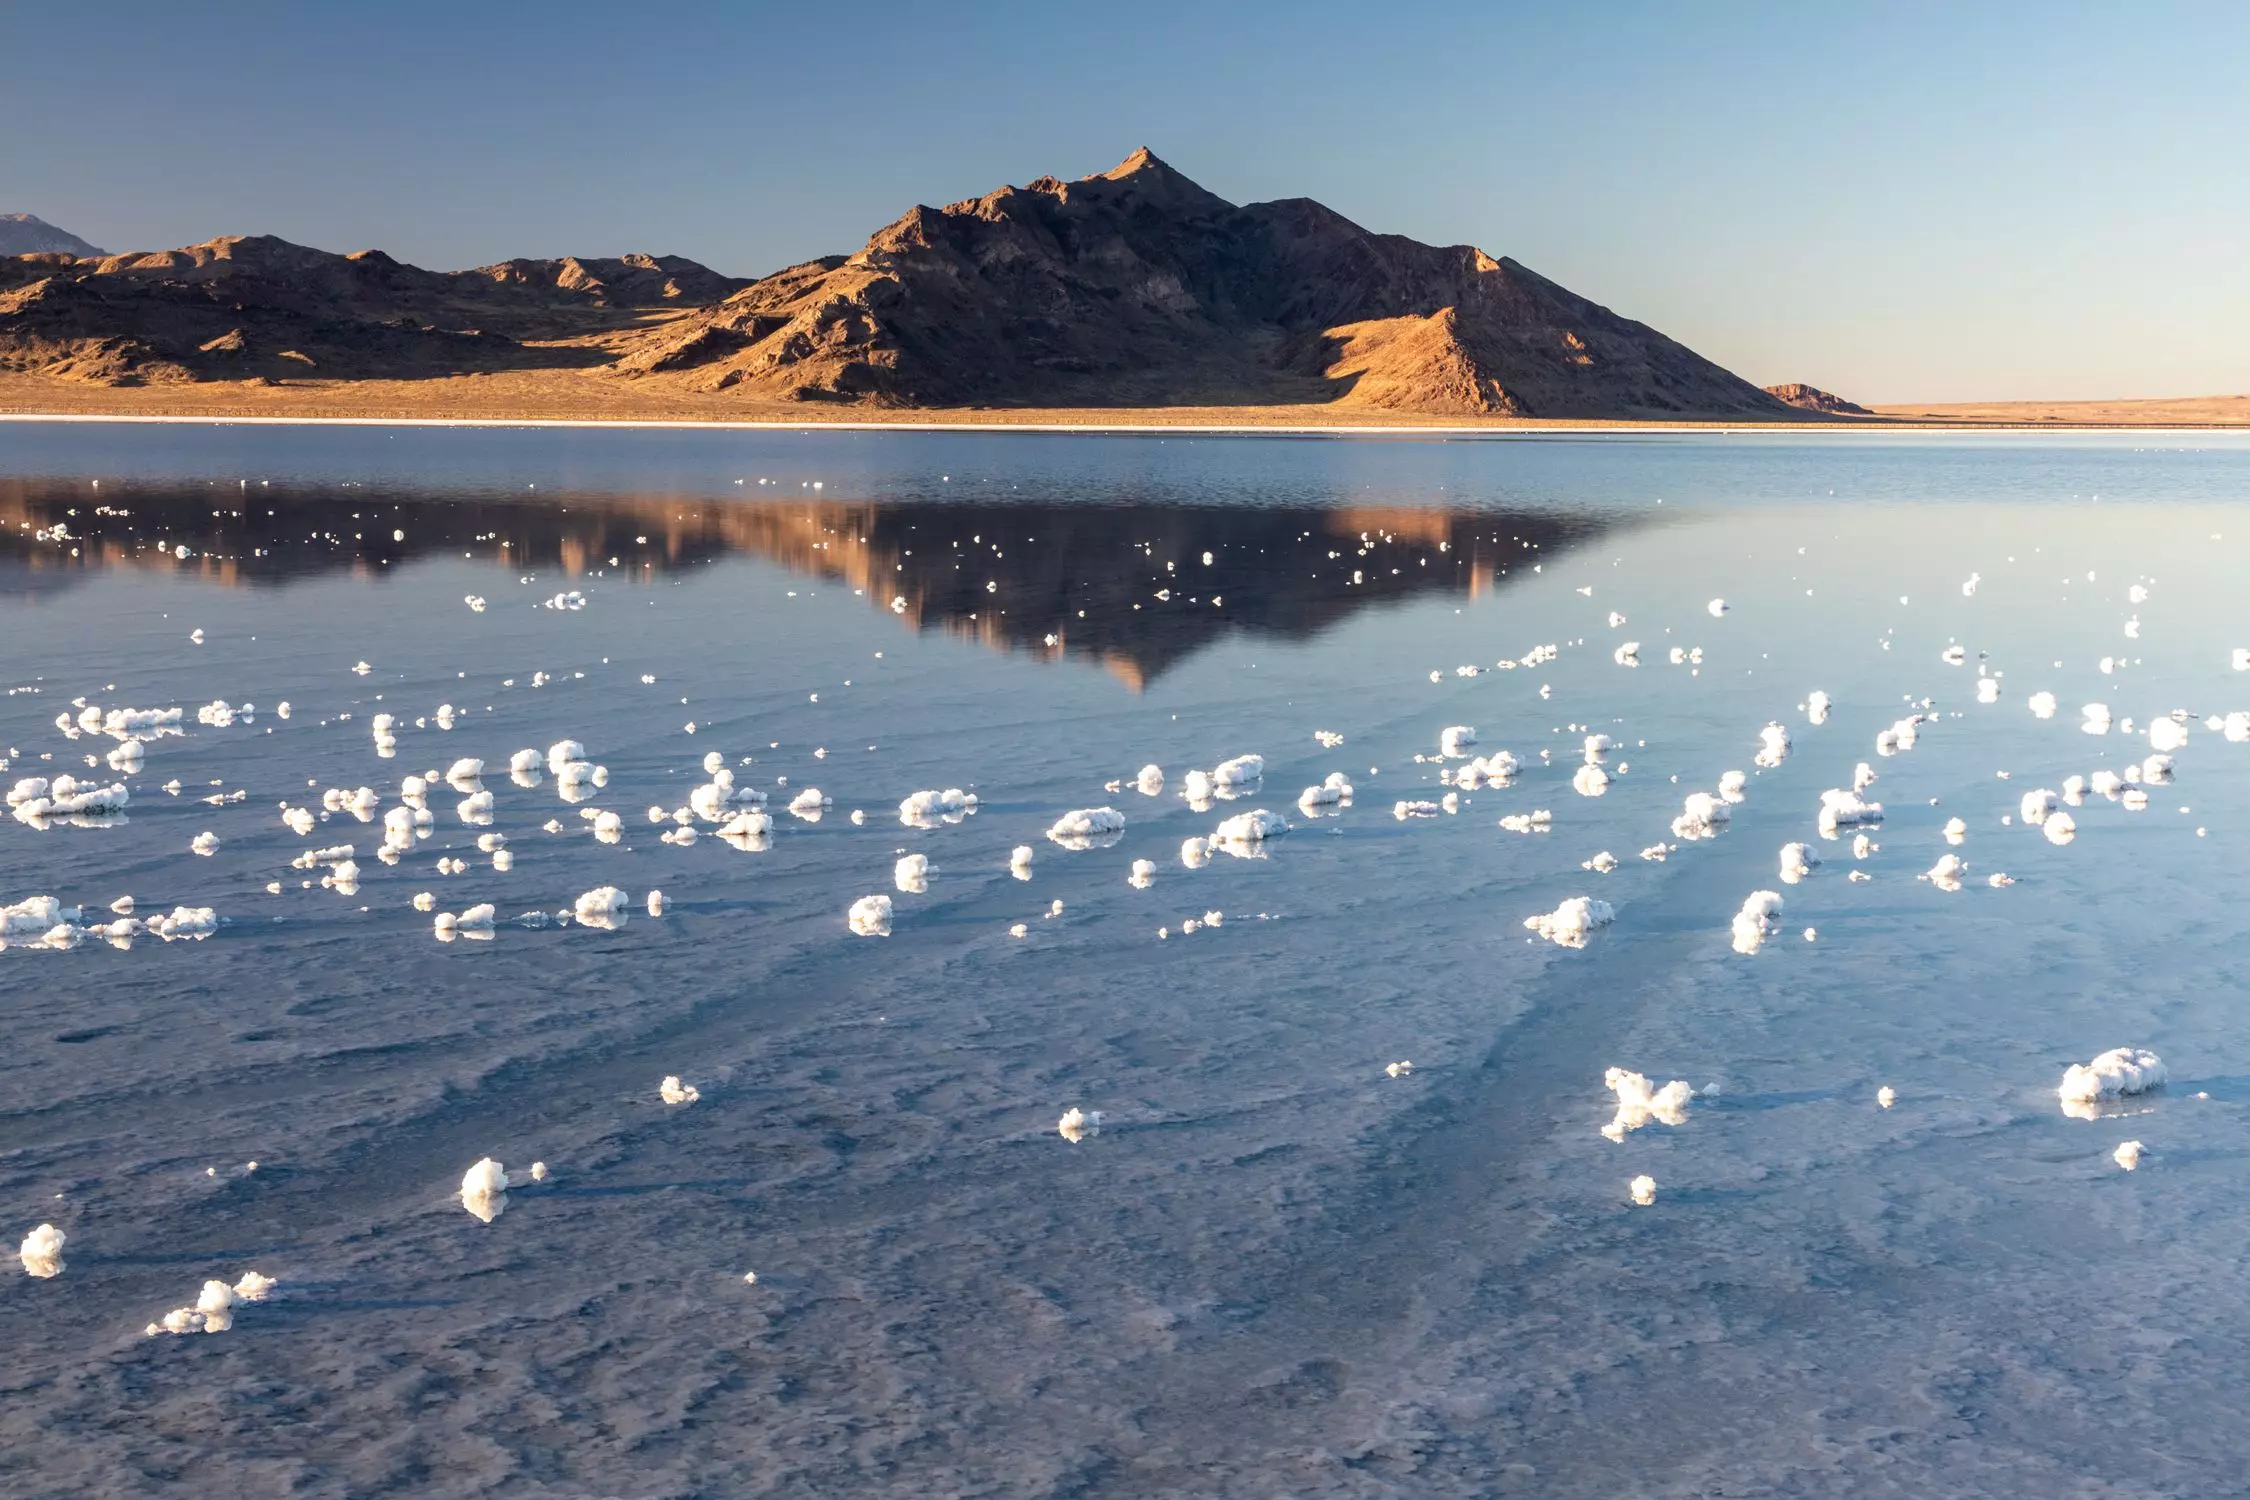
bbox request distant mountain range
[0,214,104,258]
[0,154,1847,419]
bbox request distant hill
[1764,382,1869,416]
[0,214,104,257]
[0,235,748,385]
[613,148,1791,420]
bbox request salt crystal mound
[1523,895,1615,948]
[1816,788,1884,836]
[1583,733,1614,761]
[457,790,496,826]
[2058,1047,2167,1114]
[1454,750,1519,789]
[691,770,768,823]
[445,757,485,785]
[1439,725,1478,757]
[573,886,630,931]
[2028,690,2059,719]
[1672,792,1732,841]
[1754,723,1791,768]
[784,787,831,820]
[1498,810,1552,834]
[1180,836,1212,869]
[1717,769,1748,802]
[898,787,975,829]
[2044,810,2078,845]
[847,893,894,937]
[1603,1067,1694,1141]
[93,706,183,743]
[1613,641,1640,666]
[1297,772,1354,812]
[8,775,130,826]
[1057,1106,1104,1143]
[2149,716,2192,752]
[2140,754,2175,786]
[1046,807,1127,850]
[1707,598,1729,617]
[1009,844,1035,878]
[19,1222,65,1278]
[659,1075,701,1105]
[717,809,773,850]
[1874,715,1922,756]
[1806,689,1832,724]
[2019,788,2059,825]
[546,739,586,774]
[1571,764,1610,797]
[895,853,930,894]
[1127,858,1157,889]
[1394,800,1442,820]
[1134,764,1165,796]
[1211,808,1289,855]
[1731,890,1784,954]
[1976,675,2002,704]
[1926,853,1968,892]
[460,1157,510,1221]
[1779,842,1820,883]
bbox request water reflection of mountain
[0,478,1623,687]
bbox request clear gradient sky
[7,1,2248,403]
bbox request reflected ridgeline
[0,478,1621,687]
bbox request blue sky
[7,1,2248,402]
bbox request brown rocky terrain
[1764,382,1870,415]
[610,149,1795,420]
[0,236,744,386]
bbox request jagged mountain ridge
[612,148,1791,419]
[0,214,104,258]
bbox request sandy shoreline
[2,373,2248,434]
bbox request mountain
[1764,382,1869,416]
[0,214,104,257]
[610,149,1790,419]
[0,236,747,385]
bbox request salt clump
[1754,723,1791,767]
[2044,810,2078,845]
[1057,1107,1103,1143]
[19,1223,65,1278]
[1629,1175,1657,1206]
[2029,691,2059,719]
[2058,1047,2166,1106]
[895,853,929,893]
[1806,690,1832,724]
[1524,896,1615,948]
[848,894,893,936]
[1439,726,1477,756]
[1047,807,1126,849]
[461,1158,510,1221]
[1604,1067,1693,1140]
[1926,853,1968,892]
[1731,890,1784,954]
[1135,764,1165,795]
[1212,808,1289,850]
[787,787,830,819]
[1877,1086,1897,1109]
[1672,792,1731,840]
[1298,772,1354,811]
[1817,788,1883,835]
[1779,842,1820,882]
[1128,858,1156,889]
[899,788,975,827]
[1009,845,1034,878]
[2114,1140,2145,1171]
[573,886,629,929]
[1180,836,1211,869]
[660,1075,701,1105]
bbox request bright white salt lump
[2058,1047,2166,1104]
[1717,770,1748,801]
[1212,754,1264,787]
[1754,723,1790,767]
[461,1158,510,1221]
[19,1223,65,1278]
[1583,733,1614,759]
[1456,750,1519,788]
[1779,843,1820,882]
[895,853,930,893]
[1009,844,1035,877]
[547,740,586,774]
[1180,836,1212,869]
[847,894,893,936]
[1603,1067,1694,1140]
[1135,764,1165,795]
[1976,676,2001,704]
[1571,764,1610,797]
[659,1075,700,1105]
[1943,816,1968,841]
[1672,792,1731,840]
[2235,648,2250,672]
[1523,896,1614,947]
[446,758,485,783]
[2044,810,2078,845]
[1583,850,1619,873]
[146,907,217,941]
[573,886,629,929]
[1806,689,1832,724]
[1212,808,1289,845]
[787,788,830,817]
[508,748,542,777]
[1298,772,1354,809]
[1314,730,1345,748]
[1707,598,1729,616]
[1128,858,1156,889]
[1817,788,1883,834]
[457,790,495,826]
[1394,800,1441,819]
[233,1270,275,1301]
[1629,1175,1657,1207]
[2149,716,2192,752]
[2115,1141,2145,1171]
[1877,1086,1897,1109]
[1731,890,1784,954]
[1613,641,1640,666]
[899,788,974,827]
[1926,853,1968,891]
[2020,788,2058,825]
[455,904,496,932]
[1047,807,1126,847]
[1057,1107,1103,1143]
[1499,810,1552,834]
[1439,726,1477,756]
[2029,691,2059,719]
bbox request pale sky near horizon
[7,0,2248,403]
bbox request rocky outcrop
[1763,382,1870,416]
[0,214,104,258]
[610,149,1793,419]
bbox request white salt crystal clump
[1672,792,1732,841]
[2028,691,2059,719]
[1806,689,1832,724]
[1128,858,1156,889]
[1613,641,1640,666]
[1499,810,1553,834]
[1212,808,1289,849]
[1717,769,1748,802]
[847,893,893,936]
[660,1075,700,1105]
[1455,750,1519,788]
[1009,844,1034,878]
[1926,853,1968,892]
[8,775,130,823]
[1180,836,1211,869]
[1393,799,1441,819]
[1877,1085,1897,1109]
[1439,726,1477,756]
[2020,788,2058,825]
[1132,763,1165,796]
[446,757,485,784]
[2149,716,2192,752]
[146,907,217,941]
[1212,754,1264,790]
[1754,723,1791,768]
[687,772,766,823]
[1313,730,1345,748]
[19,1223,65,1278]
[2234,648,2250,672]
[1976,676,2002,705]
[1583,733,1614,760]
[457,790,495,826]
[2114,1140,2144,1171]
[1047,807,1126,849]
[2082,702,2113,735]
[573,886,629,930]
[461,1158,510,1222]
[1583,850,1619,873]
[1707,598,1728,617]
[1731,890,1784,954]
[899,788,975,827]
[1057,1107,1103,1143]
[189,830,220,857]
[1629,1175,1657,1207]
[895,853,930,893]
[547,739,586,774]
[1386,1060,1413,1078]
[1603,1067,1693,1140]
[233,1270,275,1301]
[2044,810,2078,845]
[2058,1047,2165,1106]
[787,787,830,819]
[1523,896,1614,948]
[1943,816,1968,842]
[1571,764,1610,797]
[1779,842,1820,882]
[1298,772,1354,811]
[1817,788,1883,835]
[2139,754,2174,785]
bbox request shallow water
[3,423,2247,1497]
